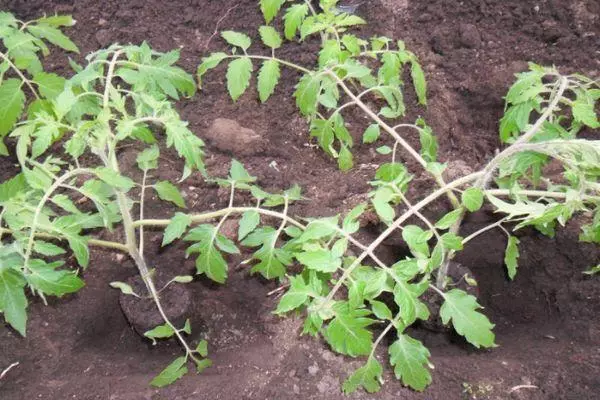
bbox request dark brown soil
[1,0,599,399]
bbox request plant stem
[226,54,311,74]
[138,170,148,257]
[0,228,128,252]
[0,51,40,99]
[461,218,509,246]
[327,71,460,208]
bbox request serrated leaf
[283,4,309,40]
[229,159,256,183]
[221,31,252,51]
[67,235,89,268]
[389,334,432,391]
[27,24,79,53]
[410,61,427,105]
[0,174,27,202]
[504,235,520,280]
[294,73,321,116]
[0,267,28,336]
[32,72,66,99]
[258,25,282,49]
[0,79,26,137]
[27,259,84,296]
[572,99,599,128]
[296,249,341,273]
[342,358,382,394]
[150,356,188,388]
[260,0,285,23]
[441,232,463,251]
[226,57,253,101]
[440,289,495,348]
[197,52,228,89]
[238,210,260,241]
[155,181,186,208]
[34,241,66,256]
[136,145,159,171]
[95,168,135,192]
[324,302,373,357]
[275,275,312,314]
[461,187,484,212]
[257,59,280,103]
[185,225,229,283]
[163,212,192,246]
[362,124,380,144]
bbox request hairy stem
[0,51,40,99]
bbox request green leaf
[226,57,253,101]
[294,73,321,116]
[362,124,380,144]
[461,188,484,212]
[163,212,192,246]
[260,0,285,24]
[342,358,383,394]
[32,72,66,99]
[258,25,282,49]
[376,145,392,155]
[393,279,428,325]
[196,339,209,357]
[499,101,534,142]
[144,323,176,341]
[504,236,520,280]
[67,235,89,268]
[34,241,66,256]
[150,356,188,388]
[572,99,599,128]
[136,145,159,171]
[257,59,280,103]
[435,209,462,230]
[283,4,309,40]
[238,210,260,241]
[440,289,496,348]
[275,275,312,314]
[27,259,84,296]
[0,173,27,202]
[221,31,252,51]
[36,15,75,27]
[0,79,26,137]
[197,52,228,89]
[155,181,186,208]
[109,281,137,296]
[0,267,28,336]
[410,61,427,105]
[583,265,600,275]
[389,334,432,391]
[182,319,192,334]
[296,249,341,273]
[324,302,373,357]
[441,232,463,251]
[27,24,79,53]
[95,168,135,192]
[185,225,229,283]
[338,145,353,171]
[370,300,392,320]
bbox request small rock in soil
[308,362,320,376]
[458,23,482,48]
[205,118,264,156]
[95,29,112,48]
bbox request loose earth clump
[0,1,599,400]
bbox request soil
[1,0,599,399]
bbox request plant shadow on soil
[0,0,599,399]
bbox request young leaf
[435,209,462,230]
[441,232,463,251]
[32,72,66,99]
[296,249,341,273]
[0,173,27,202]
[155,181,186,208]
[324,302,374,357]
[95,168,135,192]
[185,225,229,283]
[226,57,253,101]
[572,99,600,128]
[150,356,188,388]
[257,59,280,103]
[389,334,432,391]
[110,281,138,296]
[338,145,353,171]
[362,124,380,144]
[275,275,312,314]
[163,212,192,246]
[0,79,26,137]
[260,0,285,24]
[370,300,392,320]
[221,31,252,51]
[238,210,260,241]
[196,339,209,357]
[258,26,282,49]
[504,235,520,280]
[0,267,28,336]
[145,323,176,342]
[410,61,427,105]
[439,289,496,348]
[283,4,309,40]
[294,73,321,116]
[342,358,383,394]
[67,235,89,268]
[461,187,484,212]
[27,24,79,53]
[136,145,159,171]
[197,52,228,89]
[33,241,66,256]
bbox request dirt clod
[205,118,264,156]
